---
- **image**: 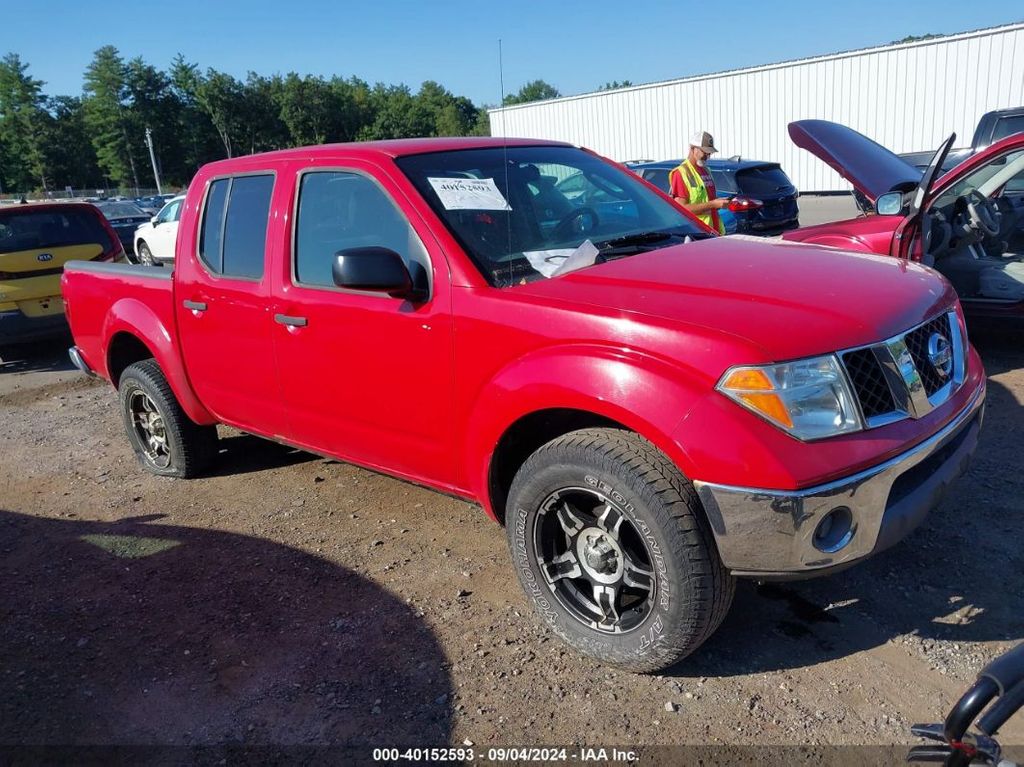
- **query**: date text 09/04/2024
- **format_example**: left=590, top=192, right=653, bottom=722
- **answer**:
left=371, top=747, right=638, bottom=762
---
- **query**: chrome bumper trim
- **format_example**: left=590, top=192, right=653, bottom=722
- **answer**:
left=693, top=382, right=985, bottom=576
left=68, top=346, right=97, bottom=378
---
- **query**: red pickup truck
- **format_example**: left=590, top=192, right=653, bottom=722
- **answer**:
left=62, top=138, right=986, bottom=673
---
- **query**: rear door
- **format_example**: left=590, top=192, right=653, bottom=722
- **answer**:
left=174, top=171, right=288, bottom=436
left=271, top=161, right=456, bottom=486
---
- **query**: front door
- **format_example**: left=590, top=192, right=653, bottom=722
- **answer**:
left=271, top=163, right=456, bottom=487
left=175, top=172, right=288, bottom=437
left=151, top=198, right=182, bottom=260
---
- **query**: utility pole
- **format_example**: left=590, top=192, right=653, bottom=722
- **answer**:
left=144, top=126, right=162, bottom=195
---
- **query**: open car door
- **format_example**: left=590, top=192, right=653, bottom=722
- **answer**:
left=892, top=133, right=957, bottom=260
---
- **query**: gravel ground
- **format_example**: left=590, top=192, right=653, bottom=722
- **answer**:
left=1, top=326, right=1023, bottom=763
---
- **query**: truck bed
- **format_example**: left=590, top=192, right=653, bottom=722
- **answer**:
left=61, top=261, right=175, bottom=382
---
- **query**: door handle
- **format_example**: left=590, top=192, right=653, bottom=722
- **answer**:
left=274, top=314, right=308, bottom=328
left=182, top=300, right=207, bottom=311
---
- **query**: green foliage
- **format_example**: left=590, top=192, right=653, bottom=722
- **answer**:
left=889, top=33, right=942, bottom=44
left=82, top=45, right=140, bottom=188
left=598, top=80, right=633, bottom=91
left=0, top=53, right=48, bottom=191
left=1, top=48, right=490, bottom=193
left=503, top=80, right=561, bottom=106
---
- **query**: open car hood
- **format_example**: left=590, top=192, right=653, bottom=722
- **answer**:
left=788, top=120, right=922, bottom=202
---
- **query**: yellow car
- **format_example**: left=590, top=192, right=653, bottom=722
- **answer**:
left=0, top=202, right=124, bottom=347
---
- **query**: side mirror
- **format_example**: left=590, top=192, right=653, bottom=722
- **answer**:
left=151, top=216, right=160, bottom=225
left=876, top=192, right=904, bottom=216
left=332, top=247, right=425, bottom=300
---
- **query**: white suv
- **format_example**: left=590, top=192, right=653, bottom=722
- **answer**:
left=133, top=194, right=184, bottom=266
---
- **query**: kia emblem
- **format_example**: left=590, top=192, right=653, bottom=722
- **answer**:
left=37, top=253, right=53, bottom=262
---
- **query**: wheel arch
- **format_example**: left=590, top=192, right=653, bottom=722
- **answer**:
left=102, top=298, right=215, bottom=424
left=467, top=348, right=706, bottom=524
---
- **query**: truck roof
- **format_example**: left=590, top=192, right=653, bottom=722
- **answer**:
left=201, top=137, right=574, bottom=171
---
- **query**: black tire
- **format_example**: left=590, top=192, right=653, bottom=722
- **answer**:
left=118, top=359, right=218, bottom=478
left=506, top=428, right=734, bottom=673
left=136, top=241, right=155, bottom=266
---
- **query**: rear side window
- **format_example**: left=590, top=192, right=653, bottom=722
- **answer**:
left=992, top=115, right=1024, bottom=143
left=641, top=168, right=670, bottom=193
left=709, top=170, right=737, bottom=195
left=0, top=208, right=114, bottom=255
left=198, top=174, right=274, bottom=279
left=735, top=166, right=794, bottom=197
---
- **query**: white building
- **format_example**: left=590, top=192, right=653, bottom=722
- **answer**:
left=488, top=23, right=1024, bottom=192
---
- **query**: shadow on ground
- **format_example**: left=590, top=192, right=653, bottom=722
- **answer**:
left=0, top=511, right=453, bottom=747
left=0, top=336, right=74, bottom=375
left=206, top=434, right=318, bottom=478
left=673, top=327, right=1024, bottom=678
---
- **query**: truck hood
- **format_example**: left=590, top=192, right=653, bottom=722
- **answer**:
left=514, top=236, right=956, bottom=361
left=789, top=120, right=922, bottom=202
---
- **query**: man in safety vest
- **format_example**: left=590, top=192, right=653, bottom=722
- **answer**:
left=669, top=131, right=728, bottom=234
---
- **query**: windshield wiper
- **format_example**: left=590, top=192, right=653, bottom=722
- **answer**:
left=595, top=230, right=699, bottom=259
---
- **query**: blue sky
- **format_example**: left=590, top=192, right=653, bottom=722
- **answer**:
left=2, top=1, right=1021, bottom=104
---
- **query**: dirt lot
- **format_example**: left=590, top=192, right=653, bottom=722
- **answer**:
left=2, top=326, right=1023, bottom=762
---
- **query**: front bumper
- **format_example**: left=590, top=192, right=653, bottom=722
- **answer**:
left=693, top=381, right=985, bottom=579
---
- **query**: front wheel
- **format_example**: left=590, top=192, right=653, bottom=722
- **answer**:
left=118, top=359, right=218, bottom=478
left=506, top=428, right=734, bottom=673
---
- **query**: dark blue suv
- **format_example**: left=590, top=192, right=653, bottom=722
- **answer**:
left=627, top=158, right=800, bottom=235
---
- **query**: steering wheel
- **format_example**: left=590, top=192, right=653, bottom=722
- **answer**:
left=552, top=207, right=600, bottom=240
left=965, top=189, right=1002, bottom=237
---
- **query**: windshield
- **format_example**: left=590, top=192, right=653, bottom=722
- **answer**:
left=933, top=149, right=1024, bottom=207
left=396, top=146, right=706, bottom=287
left=97, top=202, right=146, bottom=219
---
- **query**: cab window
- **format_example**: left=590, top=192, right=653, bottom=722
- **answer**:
left=198, top=174, right=274, bottom=279
left=293, top=171, right=429, bottom=290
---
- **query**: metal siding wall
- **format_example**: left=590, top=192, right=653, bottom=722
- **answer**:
left=491, top=25, right=1024, bottom=192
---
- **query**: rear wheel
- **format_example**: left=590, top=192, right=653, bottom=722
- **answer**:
left=506, top=428, right=734, bottom=673
left=118, top=359, right=218, bottom=478
left=136, top=241, right=156, bottom=266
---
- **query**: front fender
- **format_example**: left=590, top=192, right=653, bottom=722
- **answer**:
left=102, top=297, right=214, bottom=424
left=464, top=344, right=709, bottom=518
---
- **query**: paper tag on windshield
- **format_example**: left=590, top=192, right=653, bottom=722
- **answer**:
left=427, top=177, right=511, bottom=211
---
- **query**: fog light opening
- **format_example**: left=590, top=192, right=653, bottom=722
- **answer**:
left=813, top=507, right=855, bottom=553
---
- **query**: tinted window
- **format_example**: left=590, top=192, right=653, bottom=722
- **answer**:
left=295, top=171, right=428, bottom=289
left=199, top=175, right=273, bottom=278
left=992, top=115, right=1024, bottom=143
left=0, top=208, right=113, bottom=255
left=709, top=169, right=737, bottom=195
left=157, top=200, right=181, bottom=224
left=735, top=166, right=794, bottom=197
left=199, top=179, right=229, bottom=272
left=223, top=175, right=273, bottom=279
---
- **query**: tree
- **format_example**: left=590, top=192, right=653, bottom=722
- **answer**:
left=359, top=84, right=433, bottom=140
left=40, top=96, right=101, bottom=189
left=598, top=80, right=633, bottom=91
left=193, top=69, right=247, bottom=158
left=276, top=73, right=339, bottom=146
left=169, top=54, right=222, bottom=177
left=83, top=46, right=140, bottom=189
left=502, top=80, right=560, bottom=106
left=0, top=53, right=48, bottom=192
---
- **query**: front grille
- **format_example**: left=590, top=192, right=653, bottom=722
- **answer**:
left=839, top=311, right=963, bottom=427
left=903, top=314, right=952, bottom=396
left=842, top=348, right=896, bottom=418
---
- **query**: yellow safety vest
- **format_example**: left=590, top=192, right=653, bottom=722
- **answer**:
left=669, top=160, right=725, bottom=234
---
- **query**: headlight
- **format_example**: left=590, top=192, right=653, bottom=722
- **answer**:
left=717, top=355, right=862, bottom=440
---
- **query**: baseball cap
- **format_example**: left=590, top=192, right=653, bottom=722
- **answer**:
left=689, top=131, right=718, bottom=154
